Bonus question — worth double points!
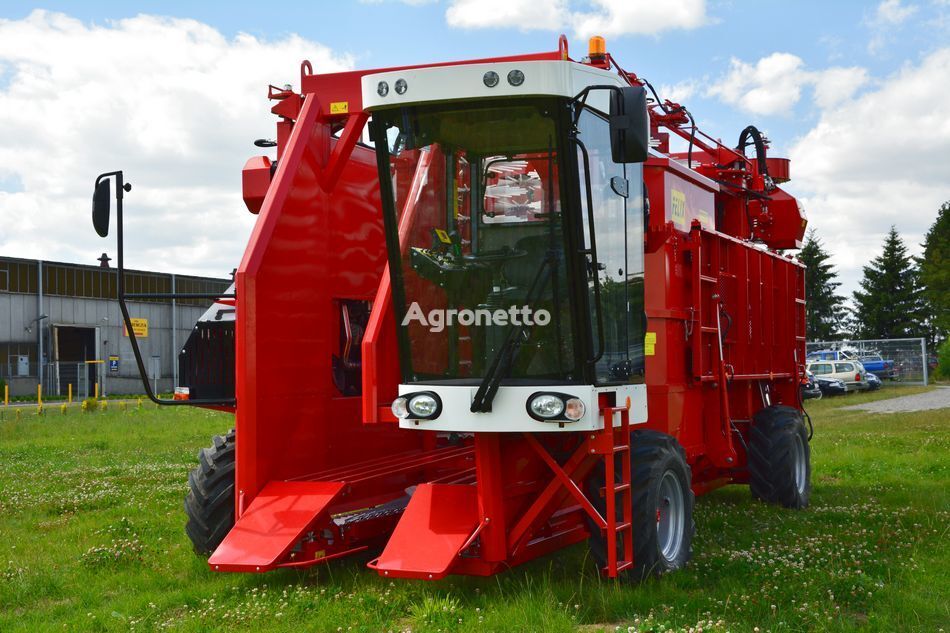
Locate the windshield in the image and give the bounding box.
[372,99,575,383]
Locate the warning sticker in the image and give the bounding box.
[644,331,657,356]
[434,228,453,244]
[670,189,687,228]
[329,101,349,114]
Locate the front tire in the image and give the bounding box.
[748,406,810,508]
[184,430,236,554]
[587,430,695,581]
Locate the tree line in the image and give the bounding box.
[799,200,949,348]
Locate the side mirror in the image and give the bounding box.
[609,86,650,163]
[92,178,111,237]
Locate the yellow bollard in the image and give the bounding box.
[37,384,42,406]
[94,382,99,399]
[68,383,72,404]
[3,383,8,406]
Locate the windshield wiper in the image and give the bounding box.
[470,254,556,412]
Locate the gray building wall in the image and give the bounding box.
[0,257,230,398]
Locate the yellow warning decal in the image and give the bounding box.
[329,101,349,114]
[644,331,657,356]
[434,228,453,244]
[697,209,712,229]
[670,189,687,228]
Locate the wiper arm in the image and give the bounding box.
[470,254,555,413]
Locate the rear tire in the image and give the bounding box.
[185,429,236,554]
[587,430,695,581]
[749,406,810,508]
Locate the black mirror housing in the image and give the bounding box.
[92,178,111,237]
[609,86,650,164]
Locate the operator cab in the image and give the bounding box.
[365,60,650,432]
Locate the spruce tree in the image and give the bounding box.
[798,229,845,341]
[852,226,923,339]
[917,201,950,344]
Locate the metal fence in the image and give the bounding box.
[806,337,929,385]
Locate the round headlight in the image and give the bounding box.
[483,71,499,88]
[529,394,565,419]
[507,69,525,86]
[377,81,389,97]
[391,396,408,418]
[564,398,586,421]
[394,78,408,95]
[408,394,438,418]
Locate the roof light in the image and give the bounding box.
[589,35,606,60]
[483,71,499,88]
[507,69,525,86]
[377,81,389,97]
[394,78,408,95]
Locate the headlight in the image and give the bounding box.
[408,394,438,417]
[507,69,525,86]
[394,78,408,95]
[529,394,564,418]
[377,81,389,97]
[394,391,442,420]
[483,71,499,88]
[526,392,586,422]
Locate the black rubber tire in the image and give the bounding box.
[587,430,695,582]
[184,429,236,555]
[748,406,810,508]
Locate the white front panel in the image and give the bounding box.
[362,60,624,113]
[397,383,647,433]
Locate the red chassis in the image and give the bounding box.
[205,36,807,580]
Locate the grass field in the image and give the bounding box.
[0,388,947,632]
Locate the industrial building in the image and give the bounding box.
[0,255,231,398]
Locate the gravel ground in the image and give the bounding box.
[842,386,950,413]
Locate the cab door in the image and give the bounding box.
[574,107,645,384]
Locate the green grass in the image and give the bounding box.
[0,387,946,632]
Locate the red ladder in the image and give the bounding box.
[598,405,633,577]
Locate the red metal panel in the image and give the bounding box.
[372,484,479,579]
[209,480,344,572]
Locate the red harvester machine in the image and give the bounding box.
[92,35,811,581]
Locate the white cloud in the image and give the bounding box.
[788,47,950,295]
[571,0,707,38]
[658,79,700,104]
[446,0,569,30]
[874,0,918,24]
[706,53,869,116]
[445,0,708,37]
[0,10,352,277]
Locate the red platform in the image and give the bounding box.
[209,480,344,572]
[371,484,479,579]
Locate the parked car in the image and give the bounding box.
[815,375,848,396]
[806,359,869,392]
[801,370,822,400]
[864,370,882,391]
[857,353,897,379]
[807,348,897,379]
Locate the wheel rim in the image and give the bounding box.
[792,432,807,495]
[656,470,685,562]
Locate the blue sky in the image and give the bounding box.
[1,1,948,297]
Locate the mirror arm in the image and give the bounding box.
[94,170,237,407]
